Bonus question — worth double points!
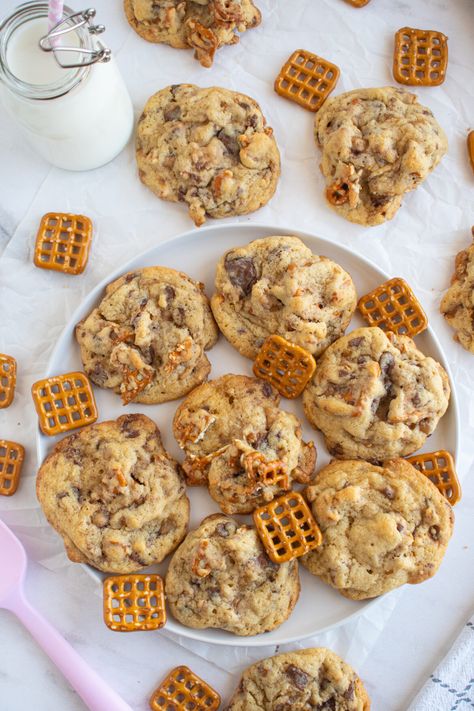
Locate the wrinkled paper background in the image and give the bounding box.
[1,1,474,709]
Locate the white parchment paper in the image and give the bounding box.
[1,1,474,709]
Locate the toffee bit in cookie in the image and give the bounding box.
[358,278,428,338]
[274,49,340,112]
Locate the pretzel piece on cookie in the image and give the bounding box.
[358,278,428,337]
[253,335,316,398]
[253,491,322,563]
[274,49,340,112]
[407,450,461,506]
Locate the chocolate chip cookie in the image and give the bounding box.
[224,647,370,710]
[75,267,218,404]
[165,514,300,635]
[315,87,447,226]
[136,84,280,226]
[302,458,454,600]
[124,1,261,68]
[36,414,190,573]
[303,327,450,461]
[440,228,474,354]
[173,374,315,512]
[211,236,357,359]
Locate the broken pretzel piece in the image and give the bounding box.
[0,354,17,409]
[0,440,25,496]
[358,278,428,338]
[243,451,290,491]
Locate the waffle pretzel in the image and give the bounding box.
[31,371,98,436]
[0,440,25,496]
[103,574,166,632]
[0,354,17,409]
[253,335,316,399]
[344,0,370,6]
[149,666,220,711]
[468,131,474,175]
[393,27,448,87]
[34,212,93,275]
[358,278,428,337]
[274,49,340,112]
[253,491,323,564]
[243,451,290,491]
[407,450,461,506]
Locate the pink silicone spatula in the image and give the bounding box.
[0,519,133,711]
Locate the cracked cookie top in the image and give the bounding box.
[136,84,280,226]
[124,0,261,67]
[173,374,315,513]
[440,228,474,354]
[301,458,454,600]
[224,647,370,710]
[36,414,190,573]
[75,266,218,404]
[165,513,300,635]
[315,87,447,226]
[211,236,357,359]
[303,326,450,461]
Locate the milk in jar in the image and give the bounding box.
[0,3,134,170]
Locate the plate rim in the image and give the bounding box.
[36,221,460,647]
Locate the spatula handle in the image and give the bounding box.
[10,591,133,711]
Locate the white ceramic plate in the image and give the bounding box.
[36,223,459,647]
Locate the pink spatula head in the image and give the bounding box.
[0,519,133,711]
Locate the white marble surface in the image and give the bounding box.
[1,0,474,709]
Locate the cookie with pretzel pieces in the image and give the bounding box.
[136,85,280,226]
[75,267,218,404]
[124,0,261,68]
[314,87,447,226]
[36,414,189,573]
[173,374,315,513]
[440,228,474,354]
[211,236,357,359]
[225,648,370,710]
[303,327,450,461]
[302,458,454,600]
[165,514,300,636]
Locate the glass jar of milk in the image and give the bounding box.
[0,2,134,170]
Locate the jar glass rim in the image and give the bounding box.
[0,2,90,100]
